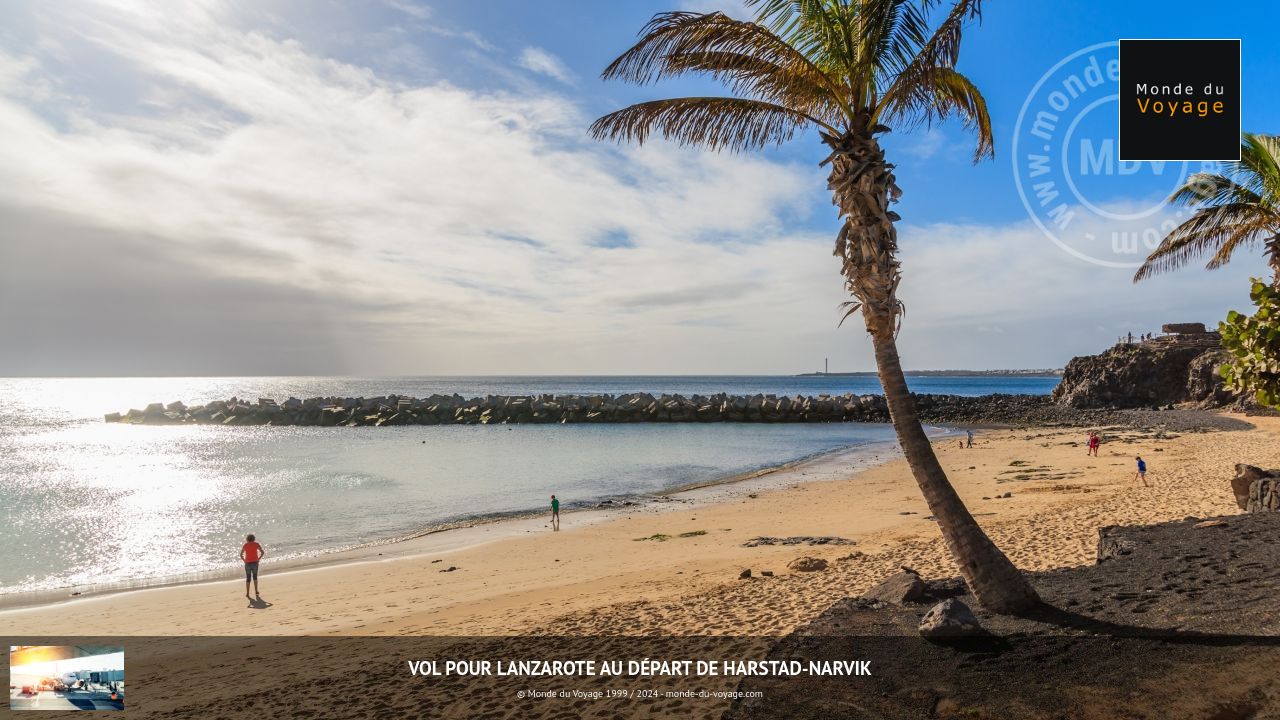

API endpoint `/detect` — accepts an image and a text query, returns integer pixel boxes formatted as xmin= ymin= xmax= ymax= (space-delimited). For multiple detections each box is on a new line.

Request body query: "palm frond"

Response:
xmin=1169 ymin=172 xmax=1263 ymax=207
xmin=663 ymin=50 xmax=842 ymax=124
xmin=1205 ymin=222 xmax=1270 ymax=269
xmin=1239 ymin=132 xmax=1280 ymax=205
xmin=748 ymin=0 xmax=860 ymax=87
xmin=1134 ymin=203 xmax=1273 ymax=280
xmin=601 ymin=11 xmax=852 ymax=122
xmin=877 ymin=66 xmax=992 ymax=160
xmin=876 ymin=0 xmax=981 ymax=123
xmin=588 ymin=97 xmax=820 ymax=152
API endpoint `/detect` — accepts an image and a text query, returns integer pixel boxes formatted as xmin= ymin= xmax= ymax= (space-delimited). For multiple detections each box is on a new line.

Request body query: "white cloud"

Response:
xmin=516 ymin=46 xmax=574 ymax=85
xmin=383 ymin=0 xmax=430 ymax=21
xmin=0 ymin=0 xmax=1269 ymax=376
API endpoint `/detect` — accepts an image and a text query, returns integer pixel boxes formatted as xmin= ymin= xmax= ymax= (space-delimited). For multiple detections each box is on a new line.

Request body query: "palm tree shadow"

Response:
xmin=1024 ymin=603 xmax=1280 ymax=647
xmin=247 ymin=596 xmax=273 ymax=610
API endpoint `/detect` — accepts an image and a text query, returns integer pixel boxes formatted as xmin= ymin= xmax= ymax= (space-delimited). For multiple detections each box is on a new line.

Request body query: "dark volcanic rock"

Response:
xmin=1234 ymin=464 xmax=1280 ymax=513
xmin=1052 ymin=343 xmax=1214 ymax=409
xmin=862 ymin=570 xmax=925 ymax=605
xmin=742 ymin=536 xmax=854 ymax=548
xmin=1186 ymin=349 xmax=1236 ymax=407
xmin=1096 ymin=525 xmax=1148 ymax=562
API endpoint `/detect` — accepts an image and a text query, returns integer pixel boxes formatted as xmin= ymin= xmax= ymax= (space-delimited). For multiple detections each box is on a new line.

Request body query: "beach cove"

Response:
xmin=3 ymin=411 xmax=1273 ymax=638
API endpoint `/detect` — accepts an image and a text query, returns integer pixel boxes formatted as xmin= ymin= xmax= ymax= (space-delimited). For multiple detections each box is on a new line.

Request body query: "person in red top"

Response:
xmin=239 ymin=533 xmax=266 ymax=598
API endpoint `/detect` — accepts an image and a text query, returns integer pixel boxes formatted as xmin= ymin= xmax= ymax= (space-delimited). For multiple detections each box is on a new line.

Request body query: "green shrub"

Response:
xmin=1219 ymin=279 xmax=1280 ymax=409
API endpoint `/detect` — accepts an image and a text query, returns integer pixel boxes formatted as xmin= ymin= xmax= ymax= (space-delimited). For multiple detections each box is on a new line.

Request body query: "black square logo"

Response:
xmin=1119 ymin=39 xmax=1240 ymax=161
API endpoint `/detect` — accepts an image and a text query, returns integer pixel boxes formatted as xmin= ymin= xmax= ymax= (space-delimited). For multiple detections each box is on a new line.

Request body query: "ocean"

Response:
xmin=0 ymin=375 xmax=1058 ymax=596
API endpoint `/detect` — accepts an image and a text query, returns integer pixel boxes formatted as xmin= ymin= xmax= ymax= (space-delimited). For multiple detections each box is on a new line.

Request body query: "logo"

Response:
xmin=1119 ymin=39 xmax=1241 ymax=161
xmin=1013 ymin=42 xmax=1225 ymax=268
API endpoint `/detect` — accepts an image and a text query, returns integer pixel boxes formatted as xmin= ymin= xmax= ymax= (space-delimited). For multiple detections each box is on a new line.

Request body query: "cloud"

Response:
xmin=516 ymin=46 xmax=574 ymax=85
xmin=0 ymin=0 xmax=1270 ymax=377
xmin=383 ymin=0 xmax=430 ymax=21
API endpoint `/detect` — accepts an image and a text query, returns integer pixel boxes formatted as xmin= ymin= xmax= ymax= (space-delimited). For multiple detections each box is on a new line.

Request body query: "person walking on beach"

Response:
xmin=1134 ymin=456 xmax=1149 ymax=487
xmin=240 ymin=533 xmax=265 ymax=598
xmin=550 ymin=495 xmax=560 ymax=531
xmin=1087 ymin=432 xmax=1100 ymax=456
xmin=965 ymin=430 xmax=974 ymax=448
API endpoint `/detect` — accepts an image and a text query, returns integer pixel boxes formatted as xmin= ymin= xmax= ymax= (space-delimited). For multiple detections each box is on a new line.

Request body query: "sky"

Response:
xmin=10 ymin=650 xmax=124 ymax=679
xmin=1 ymin=0 xmax=1278 ymax=376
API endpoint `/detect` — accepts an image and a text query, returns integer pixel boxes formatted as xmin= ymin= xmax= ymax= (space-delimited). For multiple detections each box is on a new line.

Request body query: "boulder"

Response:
xmin=1097 ymin=526 xmax=1146 ymax=563
xmin=787 ymin=557 xmax=828 ymax=573
xmin=918 ymin=598 xmax=984 ymax=638
xmin=1236 ymin=465 xmax=1280 ymax=513
xmin=1231 ymin=464 xmax=1269 ymax=510
xmin=862 ymin=570 xmax=925 ymax=604
xmin=1186 ymin=350 xmax=1235 ymax=408
xmin=1163 ymin=322 xmax=1207 ymax=334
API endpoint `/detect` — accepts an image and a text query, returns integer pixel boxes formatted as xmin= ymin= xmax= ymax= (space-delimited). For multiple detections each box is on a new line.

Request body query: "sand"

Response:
xmin=3 ymin=413 xmax=1278 ymax=638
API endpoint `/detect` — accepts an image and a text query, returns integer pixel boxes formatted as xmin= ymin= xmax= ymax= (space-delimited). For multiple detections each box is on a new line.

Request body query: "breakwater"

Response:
xmin=104 ymin=392 xmax=1067 ymax=427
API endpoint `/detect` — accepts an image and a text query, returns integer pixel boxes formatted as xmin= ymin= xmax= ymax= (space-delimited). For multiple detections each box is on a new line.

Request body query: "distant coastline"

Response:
xmin=797 ymin=369 xmax=1064 ymax=377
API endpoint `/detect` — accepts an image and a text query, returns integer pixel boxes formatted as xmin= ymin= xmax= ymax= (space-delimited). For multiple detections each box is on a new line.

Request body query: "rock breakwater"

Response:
xmin=104 ymin=392 xmax=1065 ymax=427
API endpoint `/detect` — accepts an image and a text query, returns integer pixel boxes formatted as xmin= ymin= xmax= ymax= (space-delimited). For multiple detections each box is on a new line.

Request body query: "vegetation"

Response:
xmin=1219 ymin=279 xmax=1280 ymax=409
xmin=592 ymin=0 xmax=1039 ymax=613
xmin=1136 ymin=133 xmax=1280 ymax=286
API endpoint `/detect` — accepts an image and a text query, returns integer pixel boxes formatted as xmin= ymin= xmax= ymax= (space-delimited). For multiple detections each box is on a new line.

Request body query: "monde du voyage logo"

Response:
xmin=1120 ymin=39 xmax=1241 ymax=161
xmin=1013 ymin=39 xmax=1241 ymax=270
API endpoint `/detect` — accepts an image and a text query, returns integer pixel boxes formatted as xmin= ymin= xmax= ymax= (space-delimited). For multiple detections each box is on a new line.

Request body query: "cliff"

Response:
xmin=1052 ymin=330 xmax=1238 ymax=409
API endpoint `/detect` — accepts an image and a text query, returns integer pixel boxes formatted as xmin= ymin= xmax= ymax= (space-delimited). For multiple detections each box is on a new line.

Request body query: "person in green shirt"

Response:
xmin=550 ymin=494 xmax=560 ymax=531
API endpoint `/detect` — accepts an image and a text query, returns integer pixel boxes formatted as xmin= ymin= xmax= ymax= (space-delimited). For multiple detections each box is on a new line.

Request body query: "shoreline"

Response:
xmin=3 ymin=412 xmax=1269 ymax=638
xmin=0 ymin=432 xmax=919 ymax=614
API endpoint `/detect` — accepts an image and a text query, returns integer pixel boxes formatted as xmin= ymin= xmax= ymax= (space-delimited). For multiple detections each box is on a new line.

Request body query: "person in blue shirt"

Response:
xmin=1135 ymin=456 xmax=1149 ymax=487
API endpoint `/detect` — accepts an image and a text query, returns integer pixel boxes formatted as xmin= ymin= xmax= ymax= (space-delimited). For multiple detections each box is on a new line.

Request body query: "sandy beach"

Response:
xmin=3 ymin=414 xmax=1277 ymax=638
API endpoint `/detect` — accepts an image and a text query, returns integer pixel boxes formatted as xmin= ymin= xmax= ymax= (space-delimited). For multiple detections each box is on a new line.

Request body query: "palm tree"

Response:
xmin=1135 ymin=133 xmax=1280 ymax=287
xmin=590 ymin=0 xmax=1039 ymax=614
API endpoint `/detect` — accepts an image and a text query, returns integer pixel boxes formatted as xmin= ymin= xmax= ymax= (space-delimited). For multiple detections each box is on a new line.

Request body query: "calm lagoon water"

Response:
xmin=0 ymin=375 xmax=1056 ymax=595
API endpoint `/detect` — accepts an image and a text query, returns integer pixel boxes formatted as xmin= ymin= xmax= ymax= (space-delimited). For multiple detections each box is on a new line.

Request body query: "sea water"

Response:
xmin=0 ymin=375 xmax=1056 ymax=595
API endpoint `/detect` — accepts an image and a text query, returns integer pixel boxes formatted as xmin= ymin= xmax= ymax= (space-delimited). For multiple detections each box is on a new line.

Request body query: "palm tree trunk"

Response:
xmin=869 ymin=328 xmax=1040 ymax=614
xmin=826 ymin=128 xmax=1040 ymax=615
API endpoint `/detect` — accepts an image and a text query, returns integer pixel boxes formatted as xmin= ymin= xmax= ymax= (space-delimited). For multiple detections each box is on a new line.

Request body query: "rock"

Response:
xmin=742 ymin=536 xmax=854 ymax=548
xmin=440 ymin=566 xmax=457 ymax=573
xmin=1097 ymin=526 xmax=1146 ymax=563
xmin=1233 ymin=464 xmax=1280 ymax=513
xmin=760 ymin=570 xmax=774 ymax=577
xmin=862 ymin=570 xmax=925 ymax=604
xmin=1193 ymin=520 xmax=1227 ymax=528
xmin=786 ymin=557 xmax=828 ymax=572
xmin=1053 ymin=341 xmax=1225 ymax=409
xmin=739 ymin=569 xmax=752 ymax=579
xmin=1186 ymin=350 xmax=1235 ymax=407
xmin=918 ymin=599 xmax=984 ymax=638
xmin=104 ymin=412 xmax=122 ymax=423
